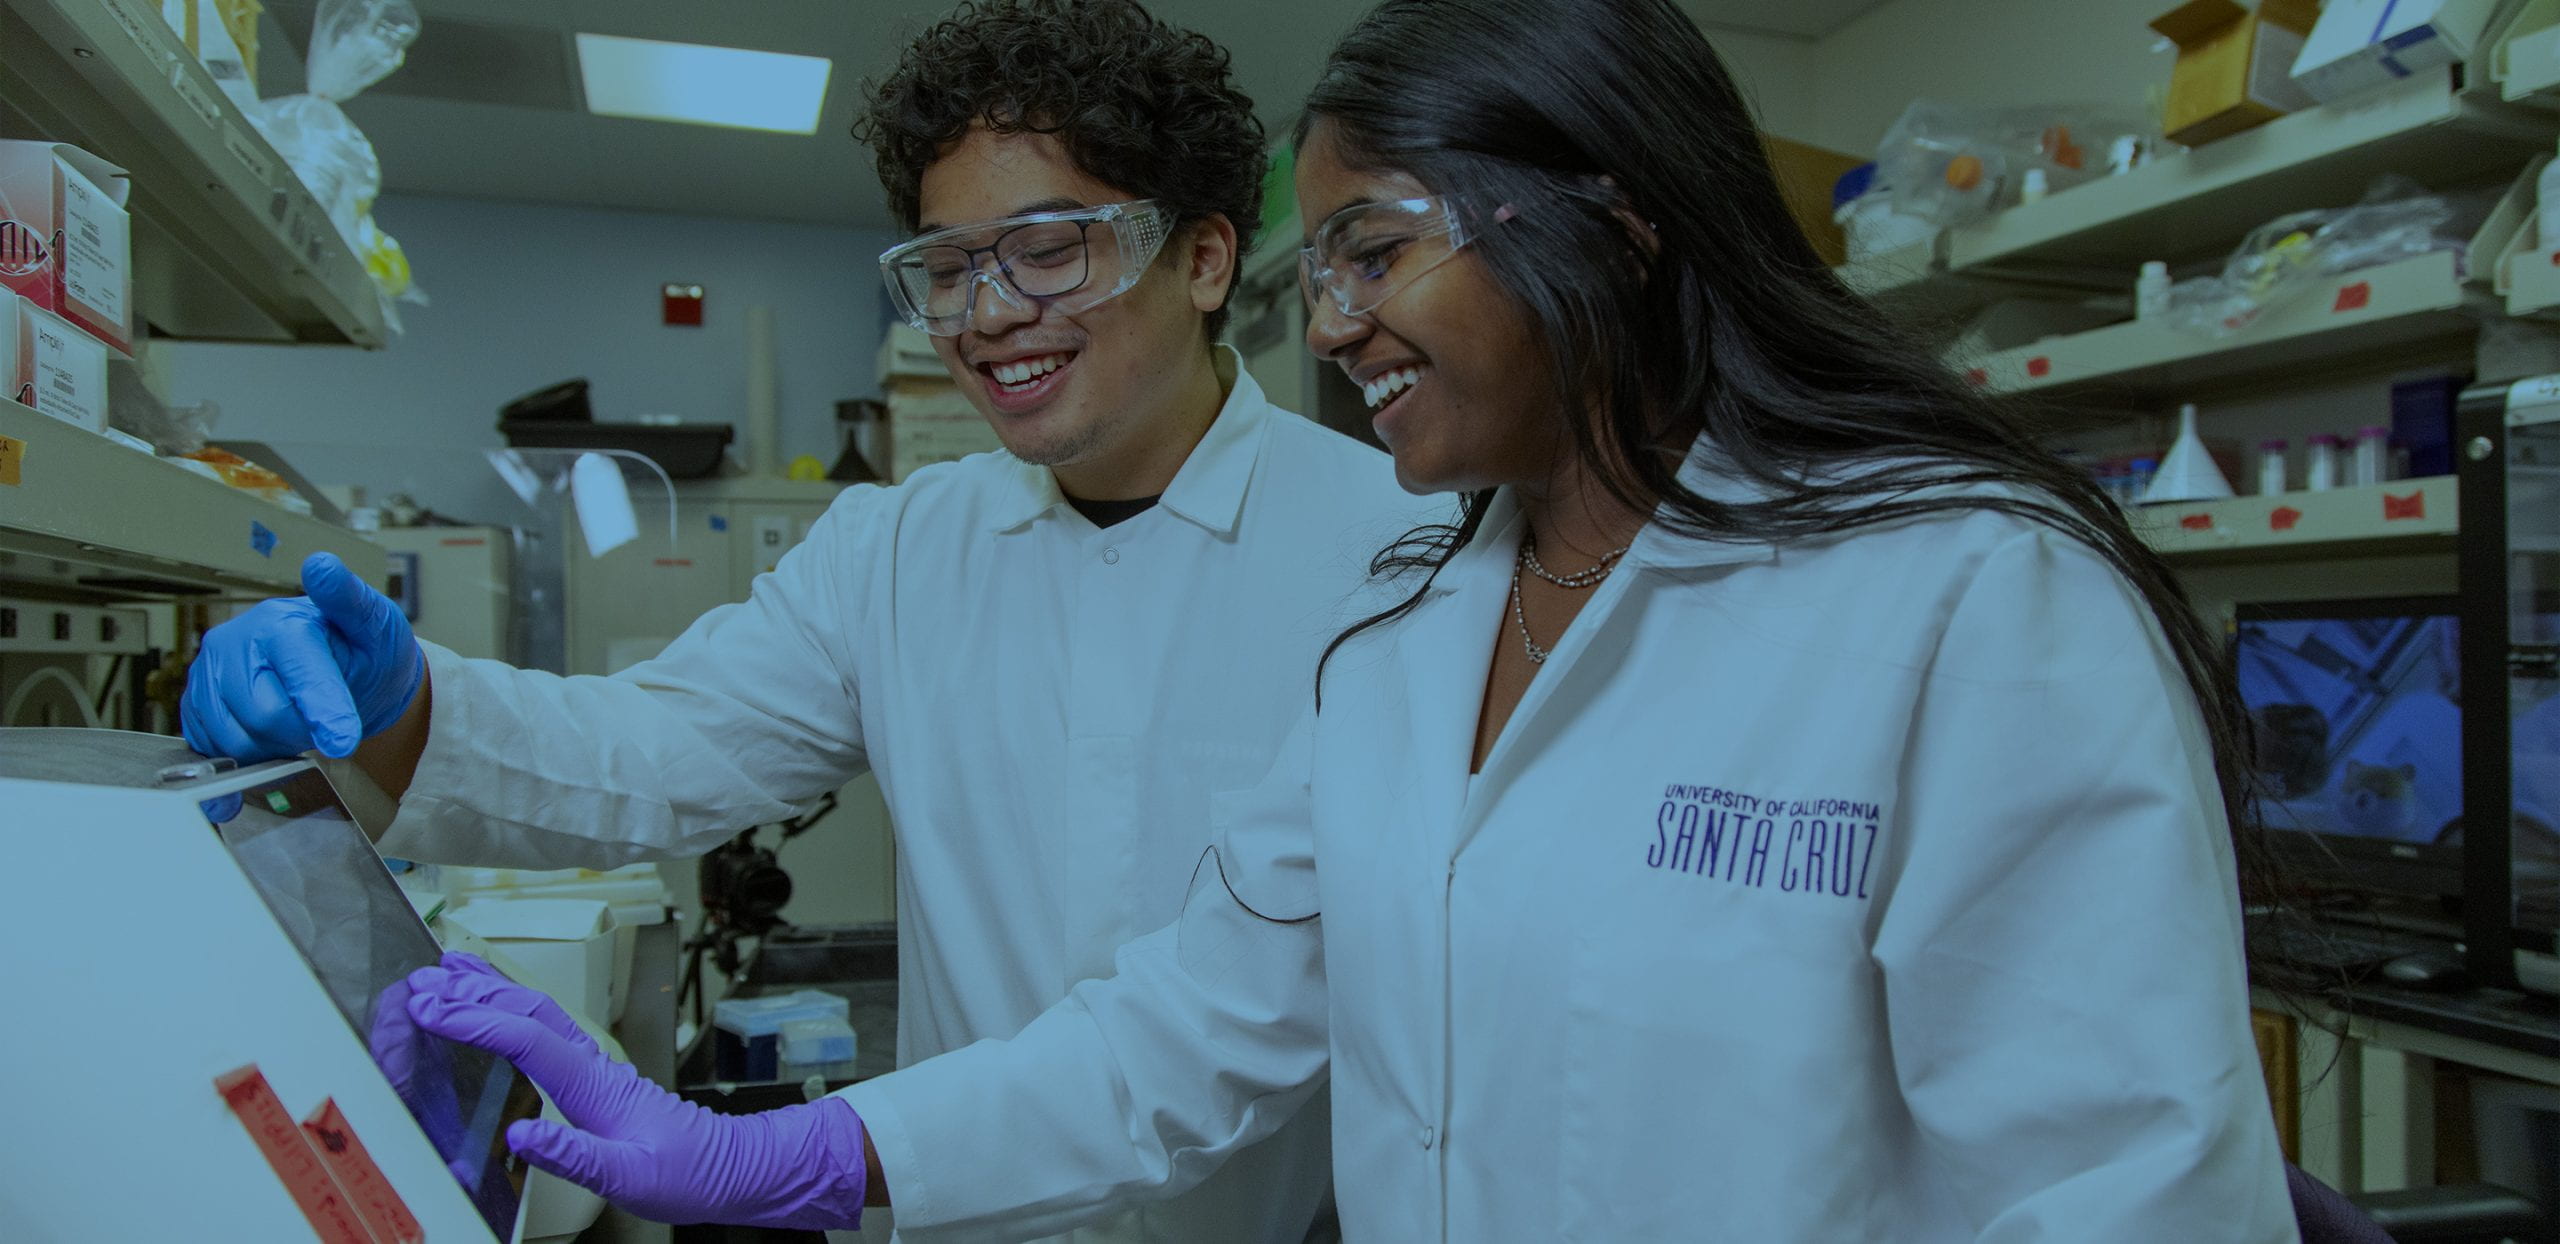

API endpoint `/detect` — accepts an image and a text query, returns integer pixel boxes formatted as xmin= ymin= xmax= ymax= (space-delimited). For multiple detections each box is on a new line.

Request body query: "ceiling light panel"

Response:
xmin=575 ymin=33 xmax=832 ymax=134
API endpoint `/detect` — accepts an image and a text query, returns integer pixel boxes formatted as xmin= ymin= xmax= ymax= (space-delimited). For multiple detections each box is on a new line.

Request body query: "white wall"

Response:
xmin=1806 ymin=0 xmax=2175 ymax=156
xmin=1699 ymin=23 xmax=1827 ymax=145
xmin=158 ymin=194 xmax=901 ymax=526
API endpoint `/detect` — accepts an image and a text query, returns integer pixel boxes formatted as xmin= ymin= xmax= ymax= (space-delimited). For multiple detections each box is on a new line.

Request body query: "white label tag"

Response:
xmin=55 ymin=161 xmax=128 ymax=333
xmin=29 ymin=312 xmax=106 ymax=432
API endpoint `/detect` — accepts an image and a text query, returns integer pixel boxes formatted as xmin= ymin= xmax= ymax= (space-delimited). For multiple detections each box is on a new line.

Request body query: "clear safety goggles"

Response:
xmin=1298 ymin=195 xmax=1496 ymax=319
xmin=879 ymin=199 xmax=1173 ymax=337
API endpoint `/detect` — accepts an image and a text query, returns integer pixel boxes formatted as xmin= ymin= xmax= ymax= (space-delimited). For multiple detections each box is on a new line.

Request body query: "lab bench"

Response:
xmin=2263 ymin=976 xmax=2560 ymax=1206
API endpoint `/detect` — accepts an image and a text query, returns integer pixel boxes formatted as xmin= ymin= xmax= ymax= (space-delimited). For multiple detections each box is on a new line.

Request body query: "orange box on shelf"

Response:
xmin=0 ymin=141 xmax=133 ymax=355
xmin=2150 ymin=0 xmax=2320 ymax=146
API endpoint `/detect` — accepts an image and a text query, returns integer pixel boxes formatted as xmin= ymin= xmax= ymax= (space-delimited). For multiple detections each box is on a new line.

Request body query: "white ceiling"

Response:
xmin=260 ymin=0 xmax=1894 ymax=230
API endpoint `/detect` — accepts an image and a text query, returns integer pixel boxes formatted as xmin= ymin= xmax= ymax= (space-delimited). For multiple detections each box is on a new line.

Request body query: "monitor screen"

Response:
xmin=2233 ymin=599 xmax=2462 ymax=854
xmin=210 ymin=765 xmax=536 ymax=1239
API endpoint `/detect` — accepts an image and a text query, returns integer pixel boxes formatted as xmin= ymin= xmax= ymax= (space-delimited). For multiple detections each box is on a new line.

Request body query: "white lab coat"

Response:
xmin=378 ymin=354 xmax=1442 ymax=1243
xmin=838 ymin=448 xmax=2300 ymax=1242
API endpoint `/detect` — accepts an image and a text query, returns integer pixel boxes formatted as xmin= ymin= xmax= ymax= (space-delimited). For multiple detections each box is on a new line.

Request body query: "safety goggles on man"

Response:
xmin=879 ymin=199 xmax=1173 ymax=337
xmin=1298 ymin=195 xmax=1495 ymax=319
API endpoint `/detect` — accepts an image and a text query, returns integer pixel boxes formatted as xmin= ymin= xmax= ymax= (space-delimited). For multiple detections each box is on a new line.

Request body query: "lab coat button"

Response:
xmin=1420 ymin=1125 xmax=1437 ymax=1149
xmin=1102 ymin=547 xmax=1120 ymax=564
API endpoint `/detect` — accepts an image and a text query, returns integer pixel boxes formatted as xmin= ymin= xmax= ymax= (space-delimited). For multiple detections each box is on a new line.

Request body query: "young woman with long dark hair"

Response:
xmin=403 ymin=1 xmax=2297 ymax=1236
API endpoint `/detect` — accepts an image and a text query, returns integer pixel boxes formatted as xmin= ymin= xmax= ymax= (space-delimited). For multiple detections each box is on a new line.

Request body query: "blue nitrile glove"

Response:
xmin=405 ymin=953 xmax=869 ymax=1230
xmin=181 ymin=551 xmax=423 ymax=761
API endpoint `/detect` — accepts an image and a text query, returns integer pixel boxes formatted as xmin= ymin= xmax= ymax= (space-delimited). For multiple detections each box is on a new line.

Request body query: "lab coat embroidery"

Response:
xmin=1651 ymin=782 xmax=1884 ymax=899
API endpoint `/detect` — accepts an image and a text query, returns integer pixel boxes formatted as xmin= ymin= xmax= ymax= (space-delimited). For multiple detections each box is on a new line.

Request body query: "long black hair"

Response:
xmin=1301 ymin=0 xmax=2278 ymax=928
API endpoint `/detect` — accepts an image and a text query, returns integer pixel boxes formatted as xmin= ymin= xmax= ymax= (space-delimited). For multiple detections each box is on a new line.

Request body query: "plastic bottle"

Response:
xmin=2095 ymin=463 xmax=2127 ymax=506
xmin=2137 ymin=261 xmax=2172 ymax=321
xmin=2126 ymin=457 xmax=2158 ymax=502
xmin=2352 ymin=425 xmax=2391 ymax=487
xmin=2110 ymin=134 xmax=2142 ymax=176
xmin=2306 ymin=434 xmax=2342 ymax=492
xmin=2019 ymin=168 xmax=2050 ymax=206
xmin=2256 ymin=439 xmax=2289 ymax=497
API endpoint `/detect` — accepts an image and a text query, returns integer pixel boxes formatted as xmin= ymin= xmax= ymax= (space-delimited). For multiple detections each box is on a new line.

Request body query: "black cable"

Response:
xmin=92 ymin=655 xmax=126 ymax=723
xmin=1186 ymin=844 xmax=1319 ymax=925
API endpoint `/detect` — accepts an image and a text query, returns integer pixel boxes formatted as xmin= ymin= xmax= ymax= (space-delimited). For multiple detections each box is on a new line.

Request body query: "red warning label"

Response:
xmin=304 ymin=1098 xmax=425 ymax=1244
xmin=215 ymin=1066 xmax=378 ymax=1244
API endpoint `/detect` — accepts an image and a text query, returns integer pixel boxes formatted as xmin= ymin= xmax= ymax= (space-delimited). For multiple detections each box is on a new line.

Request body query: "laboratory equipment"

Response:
xmin=2126 ymin=457 xmax=2159 ymax=501
xmin=2307 ymin=434 xmax=2343 ymax=490
xmin=0 ymin=727 xmax=537 ymax=1242
xmin=2352 ymin=425 xmax=2392 ymax=487
xmin=2139 ymin=403 xmax=2235 ymax=504
xmin=2457 ymin=376 xmax=2560 ymax=996
xmin=714 ymin=989 xmax=853 ymax=1082
xmin=2231 ymin=597 xmax=2465 ymax=897
xmin=2257 ymin=439 xmax=2291 ymax=496
xmin=2137 ymin=261 xmax=2173 ymax=320
xmin=370 ymin=524 xmax=515 ymax=661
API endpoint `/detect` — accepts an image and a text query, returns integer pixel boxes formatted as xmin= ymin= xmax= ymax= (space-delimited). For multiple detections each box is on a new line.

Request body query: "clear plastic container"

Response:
xmin=2094 ymin=464 xmax=2127 ymax=506
xmin=2306 ymin=434 xmax=2342 ymax=492
xmin=713 ymin=990 xmax=849 ymax=1082
xmin=2256 ymin=439 xmax=2289 ymax=496
xmin=778 ymin=1016 xmax=860 ymax=1083
xmin=2126 ymin=457 xmax=2158 ymax=503
xmin=2351 ymin=425 xmax=2391 ymax=487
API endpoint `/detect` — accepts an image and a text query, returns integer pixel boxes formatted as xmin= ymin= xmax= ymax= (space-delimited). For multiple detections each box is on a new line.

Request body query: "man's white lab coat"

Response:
xmin=379 ymin=356 xmax=1438 ymax=1243
xmin=839 ymin=452 xmax=2299 ymax=1243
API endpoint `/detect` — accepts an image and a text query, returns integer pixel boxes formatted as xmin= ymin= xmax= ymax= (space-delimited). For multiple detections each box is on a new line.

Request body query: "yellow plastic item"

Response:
xmin=1944 ymin=154 xmax=1984 ymax=191
xmin=787 ymin=455 xmax=827 ymax=481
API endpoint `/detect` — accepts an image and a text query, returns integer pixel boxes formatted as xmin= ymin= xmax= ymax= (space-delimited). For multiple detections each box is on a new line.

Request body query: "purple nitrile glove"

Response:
xmin=181 ymin=551 xmax=424 ymax=762
xmin=365 ymin=975 xmax=477 ymax=1186
xmin=403 ymin=952 xmax=869 ymax=1230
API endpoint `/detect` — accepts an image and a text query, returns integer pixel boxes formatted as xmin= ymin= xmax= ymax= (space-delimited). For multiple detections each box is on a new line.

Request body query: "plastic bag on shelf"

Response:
xmin=2163 ymin=177 xmax=2470 ymax=339
xmin=1874 ymin=100 xmax=2158 ymax=227
xmin=249 ymin=0 xmax=424 ymax=331
xmin=105 ymin=356 xmax=221 ymax=454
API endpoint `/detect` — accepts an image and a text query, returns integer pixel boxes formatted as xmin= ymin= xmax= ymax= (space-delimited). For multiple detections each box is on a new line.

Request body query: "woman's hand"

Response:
xmin=402 ymin=953 xmax=870 ymax=1229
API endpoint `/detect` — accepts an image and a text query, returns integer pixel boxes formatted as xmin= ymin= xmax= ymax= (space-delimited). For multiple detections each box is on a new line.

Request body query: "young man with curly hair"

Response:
xmin=179 ymin=0 xmax=1427 ymax=1239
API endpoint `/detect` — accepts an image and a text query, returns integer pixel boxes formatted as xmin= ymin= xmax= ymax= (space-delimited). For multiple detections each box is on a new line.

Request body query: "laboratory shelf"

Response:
xmin=0 ymin=0 xmax=386 ymax=347
xmin=2497 ymin=0 xmax=2560 ymax=106
xmin=1942 ymin=70 xmax=2554 ymax=278
xmin=0 ymin=400 xmax=383 ymax=599
xmin=2135 ymin=475 xmax=2458 ymax=563
xmin=2511 ymin=236 xmax=2560 ymax=318
xmin=1960 ymin=251 xmax=2473 ymax=399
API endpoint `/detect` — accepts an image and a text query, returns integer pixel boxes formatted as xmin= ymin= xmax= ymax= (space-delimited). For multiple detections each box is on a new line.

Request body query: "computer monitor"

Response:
xmin=2232 ymin=596 xmax=2464 ymax=900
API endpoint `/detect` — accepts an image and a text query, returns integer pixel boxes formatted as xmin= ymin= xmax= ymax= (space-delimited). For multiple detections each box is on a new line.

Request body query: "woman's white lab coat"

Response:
xmin=840 ymin=452 xmax=2298 ymax=1243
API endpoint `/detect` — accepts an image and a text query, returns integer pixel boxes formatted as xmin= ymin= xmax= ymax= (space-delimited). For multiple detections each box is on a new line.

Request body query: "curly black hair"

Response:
xmin=854 ymin=0 xmax=1267 ymax=343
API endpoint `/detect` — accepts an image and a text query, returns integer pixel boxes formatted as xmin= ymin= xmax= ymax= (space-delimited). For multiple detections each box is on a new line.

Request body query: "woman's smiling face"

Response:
xmin=1294 ymin=122 xmax=1560 ymax=497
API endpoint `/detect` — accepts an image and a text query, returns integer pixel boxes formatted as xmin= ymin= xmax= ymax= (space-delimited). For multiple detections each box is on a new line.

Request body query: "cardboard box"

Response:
xmin=877 ymin=321 xmax=949 ymax=384
xmin=2292 ymin=0 xmax=2503 ymax=102
xmin=1760 ymin=134 xmax=1865 ymax=268
xmin=439 ymin=897 xmax=616 ymax=1025
xmin=1 ymin=294 xmax=109 ymax=434
xmin=2153 ymin=0 xmax=2321 ymax=145
xmin=0 ymin=142 xmax=132 ymax=354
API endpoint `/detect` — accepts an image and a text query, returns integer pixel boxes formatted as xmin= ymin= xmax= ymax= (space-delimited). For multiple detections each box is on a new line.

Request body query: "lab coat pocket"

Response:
xmin=1554 ymin=906 xmax=1885 ymax=1243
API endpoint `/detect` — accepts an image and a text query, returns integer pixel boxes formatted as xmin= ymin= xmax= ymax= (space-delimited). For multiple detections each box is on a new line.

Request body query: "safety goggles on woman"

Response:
xmin=1298 ymin=195 xmax=1499 ymax=319
xmin=878 ymin=199 xmax=1173 ymax=337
